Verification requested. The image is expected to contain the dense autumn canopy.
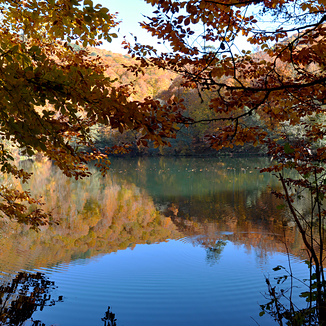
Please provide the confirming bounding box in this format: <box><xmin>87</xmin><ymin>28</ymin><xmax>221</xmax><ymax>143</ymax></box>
<box><xmin>127</xmin><ymin>0</ymin><xmax>326</xmax><ymax>165</ymax></box>
<box><xmin>0</xmin><ymin>0</ymin><xmax>184</xmax><ymax>228</ymax></box>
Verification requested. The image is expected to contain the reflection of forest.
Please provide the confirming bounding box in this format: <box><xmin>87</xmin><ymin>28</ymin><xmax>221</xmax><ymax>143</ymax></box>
<box><xmin>0</xmin><ymin>160</ymin><xmax>181</xmax><ymax>274</ymax></box>
<box><xmin>109</xmin><ymin>157</ymin><xmax>306</xmax><ymax>260</ymax></box>
<box><xmin>160</xmin><ymin>185</ymin><xmax>306</xmax><ymax>261</ymax></box>
<box><xmin>0</xmin><ymin>157</ymin><xmax>307</xmax><ymax>274</ymax></box>
<box><xmin>108</xmin><ymin>156</ymin><xmax>280</xmax><ymax>198</ymax></box>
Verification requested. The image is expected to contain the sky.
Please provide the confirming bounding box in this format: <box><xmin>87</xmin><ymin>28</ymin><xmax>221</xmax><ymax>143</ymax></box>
<box><xmin>95</xmin><ymin>0</ymin><xmax>254</xmax><ymax>55</ymax></box>
<box><xmin>94</xmin><ymin>0</ymin><xmax>167</xmax><ymax>54</ymax></box>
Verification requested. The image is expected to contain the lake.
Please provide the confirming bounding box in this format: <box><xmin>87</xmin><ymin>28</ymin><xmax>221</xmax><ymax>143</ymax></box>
<box><xmin>0</xmin><ymin>157</ymin><xmax>310</xmax><ymax>326</ymax></box>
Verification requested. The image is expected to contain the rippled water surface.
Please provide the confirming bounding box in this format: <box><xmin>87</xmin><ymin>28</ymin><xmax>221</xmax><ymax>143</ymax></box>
<box><xmin>0</xmin><ymin>157</ymin><xmax>310</xmax><ymax>326</ymax></box>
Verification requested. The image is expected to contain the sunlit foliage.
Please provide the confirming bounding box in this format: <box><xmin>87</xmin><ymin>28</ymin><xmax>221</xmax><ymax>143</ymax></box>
<box><xmin>0</xmin><ymin>0</ymin><xmax>183</xmax><ymax>228</ymax></box>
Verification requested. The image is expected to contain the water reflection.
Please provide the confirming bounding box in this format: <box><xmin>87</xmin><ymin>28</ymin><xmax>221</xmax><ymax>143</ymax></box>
<box><xmin>0</xmin><ymin>157</ymin><xmax>306</xmax><ymax>275</ymax></box>
<box><xmin>0</xmin><ymin>271</ymin><xmax>119</xmax><ymax>326</ymax></box>
<box><xmin>205</xmin><ymin>240</ymin><xmax>227</xmax><ymax>266</ymax></box>
<box><xmin>0</xmin><ymin>272</ymin><xmax>61</xmax><ymax>326</ymax></box>
<box><xmin>0</xmin><ymin>157</ymin><xmax>310</xmax><ymax>325</ymax></box>
<box><xmin>102</xmin><ymin>306</ymin><xmax>117</xmax><ymax>326</ymax></box>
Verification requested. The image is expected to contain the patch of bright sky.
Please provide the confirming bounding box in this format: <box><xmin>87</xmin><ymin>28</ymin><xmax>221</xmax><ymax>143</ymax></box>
<box><xmin>95</xmin><ymin>0</ymin><xmax>255</xmax><ymax>55</ymax></box>
<box><xmin>94</xmin><ymin>0</ymin><xmax>170</xmax><ymax>54</ymax></box>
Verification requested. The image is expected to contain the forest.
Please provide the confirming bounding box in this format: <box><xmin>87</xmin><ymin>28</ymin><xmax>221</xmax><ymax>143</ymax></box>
<box><xmin>85</xmin><ymin>47</ymin><xmax>288</xmax><ymax>156</ymax></box>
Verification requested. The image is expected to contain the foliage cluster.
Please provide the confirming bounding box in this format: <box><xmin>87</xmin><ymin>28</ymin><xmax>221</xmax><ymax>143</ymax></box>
<box><xmin>0</xmin><ymin>0</ymin><xmax>183</xmax><ymax>228</ymax></box>
<box><xmin>0</xmin><ymin>272</ymin><xmax>60</xmax><ymax>326</ymax></box>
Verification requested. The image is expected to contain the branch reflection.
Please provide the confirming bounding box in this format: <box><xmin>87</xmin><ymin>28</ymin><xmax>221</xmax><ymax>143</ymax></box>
<box><xmin>0</xmin><ymin>272</ymin><xmax>62</xmax><ymax>326</ymax></box>
<box><xmin>102</xmin><ymin>306</ymin><xmax>118</xmax><ymax>326</ymax></box>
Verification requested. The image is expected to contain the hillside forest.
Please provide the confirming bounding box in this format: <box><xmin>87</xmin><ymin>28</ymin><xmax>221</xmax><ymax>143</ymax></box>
<box><xmin>81</xmin><ymin>46</ymin><xmax>295</xmax><ymax>156</ymax></box>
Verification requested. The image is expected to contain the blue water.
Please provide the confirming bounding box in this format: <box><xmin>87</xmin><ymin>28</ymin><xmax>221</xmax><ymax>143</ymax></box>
<box><xmin>30</xmin><ymin>239</ymin><xmax>309</xmax><ymax>326</ymax></box>
<box><xmin>0</xmin><ymin>157</ymin><xmax>310</xmax><ymax>326</ymax></box>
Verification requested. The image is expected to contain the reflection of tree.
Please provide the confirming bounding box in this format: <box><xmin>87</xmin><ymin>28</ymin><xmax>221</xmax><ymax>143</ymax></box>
<box><xmin>168</xmin><ymin>197</ymin><xmax>306</xmax><ymax>263</ymax></box>
<box><xmin>0</xmin><ymin>272</ymin><xmax>61</xmax><ymax>326</ymax></box>
<box><xmin>0</xmin><ymin>157</ymin><xmax>307</xmax><ymax>275</ymax></box>
<box><xmin>102</xmin><ymin>306</ymin><xmax>117</xmax><ymax>326</ymax></box>
<box><xmin>205</xmin><ymin>240</ymin><xmax>227</xmax><ymax>266</ymax></box>
<box><xmin>0</xmin><ymin>160</ymin><xmax>181</xmax><ymax>274</ymax></box>
<box><xmin>109</xmin><ymin>157</ymin><xmax>278</xmax><ymax>201</ymax></box>
<box><xmin>0</xmin><ymin>272</ymin><xmax>119</xmax><ymax>326</ymax></box>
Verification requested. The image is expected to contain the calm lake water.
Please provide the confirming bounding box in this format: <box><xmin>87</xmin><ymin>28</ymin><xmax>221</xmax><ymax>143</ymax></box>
<box><xmin>0</xmin><ymin>157</ymin><xmax>310</xmax><ymax>326</ymax></box>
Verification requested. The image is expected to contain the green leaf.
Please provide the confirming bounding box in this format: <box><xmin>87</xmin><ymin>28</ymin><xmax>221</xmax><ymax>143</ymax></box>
<box><xmin>29</xmin><ymin>46</ymin><xmax>40</xmax><ymax>54</ymax></box>
<box><xmin>259</xmin><ymin>311</ymin><xmax>265</xmax><ymax>317</ymax></box>
<box><xmin>284</xmin><ymin>143</ymin><xmax>294</xmax><ymax>154</ymax></box>
<box><xmin>100</xmin><ymin>7</ymin><xmax>109</xmax><ymax>14</ymax></box>
<box><xmin>276</xmin><ymin>204</ymin><xmax>285</xmax><ymax>210</ymax></box>
<box><xmin>84</xmin><ymin>0</ymin><xmax>93</xmax><ymax>6</ymax></box>
<box><xmin>10</xmin><ymin>45</ymin><xmax>19</xmax><ymax>53</ymax></box>
<box><xmin>84</xmin><ymin>15</ymin><xmax>92</xmax><ymax>23</ymax></box>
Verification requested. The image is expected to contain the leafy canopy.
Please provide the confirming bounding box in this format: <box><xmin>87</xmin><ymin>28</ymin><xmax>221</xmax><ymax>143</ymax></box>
<box><xmin>0</xmin><ymin>0</ymin><xmax>182</xmax><ymax>229</ymax></box>
<box><xmin>127</xmin><ymin>0</ymin><xmax>326</xmax><ymax>161</ymax></box>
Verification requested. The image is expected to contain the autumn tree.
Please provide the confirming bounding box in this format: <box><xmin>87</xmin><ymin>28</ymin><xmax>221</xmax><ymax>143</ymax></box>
<box><xmin>127</xmin><ymin>0</ymin><xmax>326</xmax><ymax>150</ymax></box>
<box><xmin>0</xmin><ymin>0</ymin><xmax>184</xmax><ymax>229</ymax></box>
<box><xmin>124</xmin><ymin>0</ymin><xmax>326</xmax><ymax>324</ymax></box>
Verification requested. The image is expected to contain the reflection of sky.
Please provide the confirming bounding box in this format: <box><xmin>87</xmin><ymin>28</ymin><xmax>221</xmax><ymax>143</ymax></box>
<box><xmin>32</xmin><ymin>239</ymin><xmax>309</xmax><ymax>326</ymax></box>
